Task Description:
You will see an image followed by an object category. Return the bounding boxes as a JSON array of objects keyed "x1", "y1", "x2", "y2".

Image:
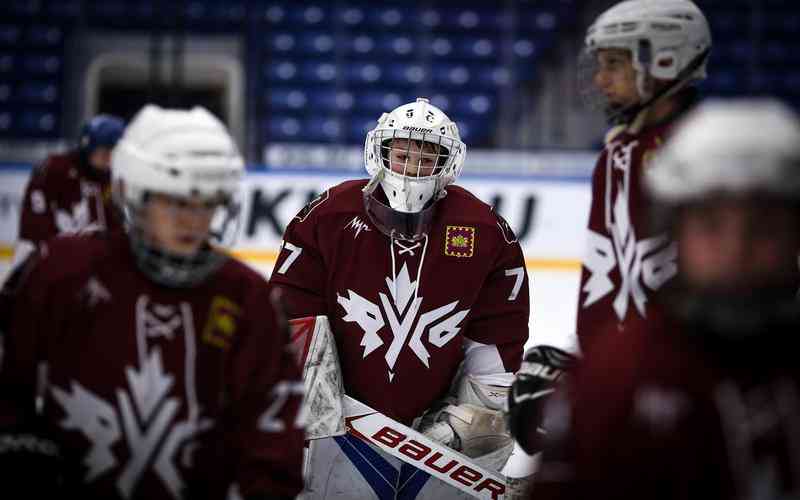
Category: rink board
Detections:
[{"x1": 0, "y1": 164, "x2": 590, "y2": 351}]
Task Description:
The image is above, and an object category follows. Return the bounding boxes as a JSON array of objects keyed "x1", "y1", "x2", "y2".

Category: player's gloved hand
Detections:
[{"x1": 507, "y1": 345, "x2": 577, "y2": 454}]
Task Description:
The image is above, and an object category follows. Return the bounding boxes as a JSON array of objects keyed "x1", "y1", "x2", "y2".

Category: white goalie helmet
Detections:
[
  {"x1": 581, "y1": 0, "x2": 712, "y2": 119},
  {"x1": 363, "y1": 97, "x2": 466, "y2": 241},
  {"x1": 646, "y1": 98, "x2": 800, "y2": 205},
  {"x1": 112, "y1": 104, "x2": 245, "y2": 287}
]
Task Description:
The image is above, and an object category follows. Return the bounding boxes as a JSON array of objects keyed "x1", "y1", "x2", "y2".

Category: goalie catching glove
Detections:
[
  {"x1": 507, "y1": 345, "x2": 577, "y2": 454},
  {"x1": 418, "y1": 372, "x2": 516, "y2": 472}
]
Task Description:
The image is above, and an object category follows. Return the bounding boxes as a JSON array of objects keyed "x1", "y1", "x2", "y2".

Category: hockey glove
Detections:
[
  {"x1": 0, "y1": 425, "x2": 64, "y2": 495},
  {"x1": 507, "y1": 345, "x2": 577, "y2": 454}
]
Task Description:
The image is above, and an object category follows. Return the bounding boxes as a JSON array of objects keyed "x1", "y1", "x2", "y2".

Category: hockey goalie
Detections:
[{"x1": 270, "y1": 97, "x2": 531, "y2": 499}]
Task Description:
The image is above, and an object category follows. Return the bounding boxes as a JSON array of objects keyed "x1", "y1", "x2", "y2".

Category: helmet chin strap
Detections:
[
  {"x1": 610, "y1": 48, "x2": 710, "y2": 128},
  {"x1": 362, "y1": 169, "x2": 385, "y2": 200}
]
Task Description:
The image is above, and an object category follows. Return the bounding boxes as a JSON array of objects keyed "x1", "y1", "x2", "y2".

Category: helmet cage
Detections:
[
  {"x1": 579, "y1": 43, "x2": 709, "y2": 124},
  {"x1": 115, "y1": 187, "x2": 242, "y2": 288},
  {"x1": 579, "y1": 0, "x2": 711, "y2": 124},
  {"x1": 110, "y1": 105, "x2": 245, "y2": 288},
  {"x1": 365, "y1": 127, "x2": 464, "y2": 213}
]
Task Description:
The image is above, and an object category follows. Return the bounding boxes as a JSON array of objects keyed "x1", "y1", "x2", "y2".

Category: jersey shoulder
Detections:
[
  {"x1": 214, "y1": 256, "x2": 287, "y2": 342},
  {"x1": 441, "y1": 185, "x2": 492, "y2": 219},
  {"x1": 215, "y1": 255, "x2": 270, "y2": 290},
  {"x1": 293, "y1": 178, "x2": 367, "y2": 224},
  {"x1": 26, "y1": 232, "x2": 115, "y2": 290},
  {"x1": 442, "y1": 185, "x2": 519, "y2": 244},
  {"x1": 31, "y1": 151, "x2": 81, "y2": 183}
]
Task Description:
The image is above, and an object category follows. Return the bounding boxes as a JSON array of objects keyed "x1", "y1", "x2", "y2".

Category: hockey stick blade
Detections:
[{"x1": 342, "y1": 395, "x2": 507, "y2": 500}]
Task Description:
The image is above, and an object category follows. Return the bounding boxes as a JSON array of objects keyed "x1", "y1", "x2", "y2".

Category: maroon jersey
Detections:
[
  {"x1": 575, "y1": 118, "x2": 680, "y2": 351},
  {"x1": 18, "y1": 151, "x2": 119, "y2": 248},
  {"x1": 269, "y1": 179, "x2": 530, "y2": 425},
  {"x1": 0, "y1": 232, "x2": 304, "y2": 499},
  {"x1": 532, "y1": 314, "x2": 800, "y2": 500}
]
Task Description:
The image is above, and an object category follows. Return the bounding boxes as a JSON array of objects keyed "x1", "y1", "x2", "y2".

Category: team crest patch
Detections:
[
  {"x1": 444, "y1": 225, "x2": 475, "y2": 257},
  {"x1": 202, "y1": 295, "x2": 241, "y2": 349}
]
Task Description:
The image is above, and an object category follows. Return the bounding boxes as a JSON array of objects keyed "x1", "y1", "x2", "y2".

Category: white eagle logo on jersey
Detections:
[
  {"x1": 582, "y1": 139, "x2": 677, "y2": 320},
  {"x1": 337, "y1": 263, "x2": 470, "y2": 382},
  {"x1": 54, "y1": 198, "x2": 93, "y2": 234},
  {"x1": 50, "y1": 297, "x2": 211, "y2": 499}
]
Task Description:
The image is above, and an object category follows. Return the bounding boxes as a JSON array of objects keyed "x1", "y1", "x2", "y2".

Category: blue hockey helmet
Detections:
[{"x1": 79, "y1": 114, "x2": 125, "y2": 155}]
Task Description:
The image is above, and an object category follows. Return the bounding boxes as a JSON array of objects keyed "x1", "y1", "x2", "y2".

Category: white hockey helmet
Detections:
[
  {"x1": 363, "y1": 97, "x2": 466, "y2": 240},
  {"x1": 112, "y1": 104, "x2": 245, "y2": 287},
  {"x1": 646, "y1": 98, "x2": 800, "y2": 344},
  {"x1": 581, "y1": 0, "x2": 712, "y2": 120},
  {"x1": 646, "y1": 98, "x2": 800, "y2": 205}
]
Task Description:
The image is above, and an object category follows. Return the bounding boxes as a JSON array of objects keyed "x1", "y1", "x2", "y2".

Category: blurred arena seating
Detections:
[
  {"x1": 256, "y1": 1, "x2": 576, "y2": 147},
  {"x1": 0, "y1": 0, "x2": 798, "y2": 153}
]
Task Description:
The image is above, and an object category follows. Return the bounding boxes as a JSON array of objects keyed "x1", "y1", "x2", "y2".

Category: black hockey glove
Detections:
[
  {"x1": 0, "y1": 425, "x2": 64, "y2": 495},
  {"x1": 507, "y1": 345, "x2": 577, "y2": 454}
]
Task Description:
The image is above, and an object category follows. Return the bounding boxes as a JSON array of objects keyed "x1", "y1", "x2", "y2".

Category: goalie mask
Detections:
[
  {"x1": 363, "y1": 97, "x2": 466, "y2": 241},
  {"x1": 646, "y1": 99, "x2": 800, "y2": 344},
  {"x1": 111, "y1": 105, "x2": 244, "y2": 288},
  {"x1": 578, "y1": 0, "x2": 711, "y2": 124}
]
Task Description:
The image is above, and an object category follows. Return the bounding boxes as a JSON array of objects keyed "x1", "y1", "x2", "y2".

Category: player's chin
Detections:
[{"x1": 166, "y1": 236, "x2": 206, "y2": 256}]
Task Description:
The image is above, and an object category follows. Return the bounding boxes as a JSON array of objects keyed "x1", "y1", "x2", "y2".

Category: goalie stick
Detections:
[
  {"x1": 289, "y1": 316, "x2": 509, "y2": 500},
  {"x1": 342, "y1": 394, "x2": 507, "y2": 499}
]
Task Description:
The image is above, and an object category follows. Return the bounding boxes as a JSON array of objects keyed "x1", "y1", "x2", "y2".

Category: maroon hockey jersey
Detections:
[
  {"x1": 269, "y1": 179, "x2": 530, "y2": 425},
  {"x1": 575, "y1": 116, "x2": 681, "y2": 351},
  {"x1": 0, "y1": 232, "x2": 304, "y2": 499},
  {"x1": 532, "y1": 312, "x2": 800, "y2": 499},
  {"x1": 18, "y1": 151, "x2": 120, "y2": 247}
]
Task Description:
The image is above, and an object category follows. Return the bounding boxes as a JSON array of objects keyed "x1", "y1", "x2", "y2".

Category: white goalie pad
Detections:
[
  {"x1": 289, "y1": 316, "x2": 346, "y2": 440},
  {"x1": 456, "y1": 373, "x2": 516, "y2": 411},
  {"x1": 421, "y1": 373, "x2": 517, "y2": 472},
  {"x1": 451, "y1": 373, "x2": 516, "y2": 470}
]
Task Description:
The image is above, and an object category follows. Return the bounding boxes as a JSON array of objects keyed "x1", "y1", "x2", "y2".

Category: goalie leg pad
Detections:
[{"x1": 289, "y1": 316, "x2": 346, "y2": 440}]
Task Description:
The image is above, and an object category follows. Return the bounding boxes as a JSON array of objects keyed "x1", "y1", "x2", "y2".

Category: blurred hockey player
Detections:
[
  {"x1": 507, "y1": 0, "x2": 713, "y2": 460},
  {"x1": 269, "y1": 97, "x2": 530, "y2": 498},
  {"x1": 0, "y1": 105, "x2": 304, "y2": 499},
  {"x1": 12, "y1": 114, "x2": 125, "y2": 268},
  {"x1": 531, "y1": 99, "x2": 800, "y2": 499},
  {"x1": 575, "y1": 0, "x2": 712, "y2": 350}
]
